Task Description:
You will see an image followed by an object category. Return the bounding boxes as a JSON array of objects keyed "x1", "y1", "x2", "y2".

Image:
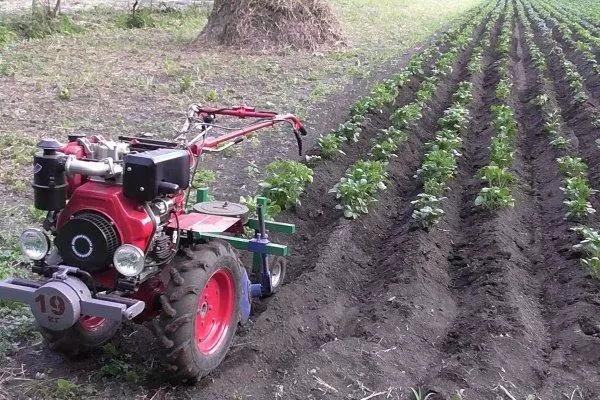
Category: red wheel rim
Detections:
[
  {"x1": 79, "y1": 316, "x2": 106, "y2": 332},
  {"x1": 195, "y1": 268, "x2": 235, "y2": 355}
]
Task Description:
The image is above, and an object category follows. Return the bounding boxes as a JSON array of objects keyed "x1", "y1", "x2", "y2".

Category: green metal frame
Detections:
[{"x1": 193, "y1": 189, "x2": 295, "y2": 272}]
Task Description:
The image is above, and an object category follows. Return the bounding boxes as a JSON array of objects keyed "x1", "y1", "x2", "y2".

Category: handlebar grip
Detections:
[
  {"x1": 294, "y1": 130, "x2": 303, "y2": 157},
  {"x1": 299, "y1": 126, "x2": 308, "y2": 136}
]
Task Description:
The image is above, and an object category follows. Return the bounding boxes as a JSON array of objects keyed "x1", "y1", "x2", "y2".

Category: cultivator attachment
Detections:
[{"x1": 176, "y1": 189, "x2": 293, "y2": 306}]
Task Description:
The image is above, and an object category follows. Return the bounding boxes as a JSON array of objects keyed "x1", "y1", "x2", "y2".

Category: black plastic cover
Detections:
[
  {"x1": 123, "y1": 148, "x2": 190, "y2": 201},
  {"x1": 55, "y1": 212, "x2": 120, "y2": 272},
  {"x1": 33, "y1": 141, "x2": 67, "y2": 211}
]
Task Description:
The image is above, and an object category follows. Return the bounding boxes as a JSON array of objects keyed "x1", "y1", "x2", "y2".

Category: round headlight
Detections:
[
  {"x1": 113, "y1": 244, "x2": 145, "y2": 277},
  {"x1": 19, "y1": 229, "x2": 50, "y2": 261}
]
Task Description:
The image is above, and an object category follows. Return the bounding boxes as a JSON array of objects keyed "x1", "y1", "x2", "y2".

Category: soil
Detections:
[{"x1": 3, "y1": 1, "x2": 600, "y2": 399}]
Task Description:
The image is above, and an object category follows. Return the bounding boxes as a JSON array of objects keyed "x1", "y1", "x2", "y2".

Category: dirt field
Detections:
[{"x1": 1, "y1": 0, "x2": 600, "y2": 399}]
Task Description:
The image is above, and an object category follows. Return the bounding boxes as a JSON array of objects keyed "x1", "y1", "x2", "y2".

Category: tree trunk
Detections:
[{"x1": 200, "y1": 0, "x2": 344, "y2": 50}]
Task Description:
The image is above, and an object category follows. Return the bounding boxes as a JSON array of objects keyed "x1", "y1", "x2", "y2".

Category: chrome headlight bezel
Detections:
[
  {"x1": 19, "y1": 228, "x2": 50, "y2": 261},
  {"x1": 112, "y1": 244, "x2": 145, "y2": 277}
]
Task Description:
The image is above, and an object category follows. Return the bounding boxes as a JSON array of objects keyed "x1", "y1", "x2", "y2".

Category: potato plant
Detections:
[
  {"x1": 412, "y1": 81, "x2": 472, "y2": 227},
  {"x1": 330, "y1": 160, "x2": 388, "y2": 219},
  {"x1": 260, "y1": 160, "x2": 314, "y2": 210}
]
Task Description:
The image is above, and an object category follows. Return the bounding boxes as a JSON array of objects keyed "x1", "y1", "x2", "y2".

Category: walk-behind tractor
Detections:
[{"x1": 0, "y1": 104, "x2": 306, "y2": 382}]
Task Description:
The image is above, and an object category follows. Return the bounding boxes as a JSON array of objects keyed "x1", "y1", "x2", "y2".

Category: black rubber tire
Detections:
[
  {"x1": 155, "y1": 240, "x2": 243, "y2": 383},
  {"x1": 40, "y1": 318, "x2": 120, "y2": 358}
]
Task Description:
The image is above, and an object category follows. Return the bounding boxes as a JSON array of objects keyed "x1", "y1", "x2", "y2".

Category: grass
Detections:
[{"x1": 0, "y1": 0, "x2": 482, "y2": 141}]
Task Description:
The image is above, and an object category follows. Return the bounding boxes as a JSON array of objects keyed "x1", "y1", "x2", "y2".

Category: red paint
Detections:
[
  {"x1": 93, "y1": 268, "x2": 118, "y2": 290},
  {"x1": 187, "y1": 105, "x2": 305, "y2": 155},
  {"x1": 59, "y1": 141, "x2": 87, "y2": 196},
  {"x1": 130, "y1": 275, "x2": 166, "y2": 321},
  {"x1": 170, "y1": 213, "x2": 240, "y2": 233},
  {"x1": 57, "y1": 182, "x2": 154, "y2": 251},
  {"x1": 79, "y1": 316, "x2": 106, "y2": 332},
  {"x1": 195, "y1": 268, "x2": 235, "y2": 355}
]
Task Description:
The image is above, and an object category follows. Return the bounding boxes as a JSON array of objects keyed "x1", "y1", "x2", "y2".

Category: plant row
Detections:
[
  {"x1": 518, "y1": 2, "x2": 600, "y2": 279},
  {"x1": 330, "y1": 6, "x2": 492, "y2": 219},
  {"x1": 524, "y1": 3, "x2": 590, "y2": 105},
  {"x1": 530, "y1": 1, "x2": 599, "y2": 77},
  {"x1": 475, "y1": 1, "x2": 519, "y2": 211},
  {"x1": 533, "y1": 0, "x2": 600, "y2": 49},
  {"x1": 409, "y1": 5, "x2": 507, "y2": 227},
  {"x1": 314, "y1": 0, "x2": 497, "y2": 161},
  {"x1": 411, "y1": 82, "x2": 474, "y2": 227},
  {"x1": 241, "y1": 1, "x2": 499, "y2": 221}
]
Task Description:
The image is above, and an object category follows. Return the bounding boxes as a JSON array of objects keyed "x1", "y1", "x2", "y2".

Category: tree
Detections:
[{"x1": 201, "y1": 0, "x2": 344, "y2": 50}]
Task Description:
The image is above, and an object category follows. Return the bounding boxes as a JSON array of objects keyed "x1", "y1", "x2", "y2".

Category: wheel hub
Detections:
[{"x1": 194, "y1": 268, "x2": 235, "y2": 355}]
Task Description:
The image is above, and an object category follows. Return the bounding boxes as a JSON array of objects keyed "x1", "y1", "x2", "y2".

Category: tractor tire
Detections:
[
  {"x1": 40, "y1": 316, "x2": 120, "y2": 358},
  {"x1": 155, "y1": 240, "x2": 243, "y2": 383}
]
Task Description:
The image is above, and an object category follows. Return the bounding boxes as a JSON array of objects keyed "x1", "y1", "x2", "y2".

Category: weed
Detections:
[
  {"x1": 163, "y1": 56, "x2": 180, "y2": 77},
  {"x1": 205, "y1": 89, "x2": 218, "y2": 102},
  {"x1": 55, "y1": 378, "x2": 81, "y2": 399},
  {"x1": 58, "y1": 87, "x2": 71, "y2": 100},
  {"x1": 410, "y1": 387, "x2": 435, "y2": 400},
  {"x1": 192, "y1": 169, "x2": 216, "y2": 188},
  {"x1": 179, "y1": 75, "x2": 194, "y2": 93},
  {"x1": 99, "y1": 343, "x2": 143, "y2": 382},
  {"x1": 0, "y1": 304, "x2": 40, "y2": 357},
  {"x1": 115, "y1": 9, "x2": 156, "y2": 29}
]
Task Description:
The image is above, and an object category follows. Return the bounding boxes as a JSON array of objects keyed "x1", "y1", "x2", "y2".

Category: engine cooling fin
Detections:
[{"x1": 55, "y1": 212, "x2": 120, "y2": 272}]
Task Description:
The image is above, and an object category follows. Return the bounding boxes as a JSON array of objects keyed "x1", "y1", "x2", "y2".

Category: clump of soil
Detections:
[{"x1": 200, "y1": 0, "x2": 345, "y2": 50}]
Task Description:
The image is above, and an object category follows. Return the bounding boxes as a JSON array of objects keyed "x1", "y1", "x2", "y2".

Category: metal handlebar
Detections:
[{"x1": 180, "y1": 104, "x2": 307, "y2": 157}]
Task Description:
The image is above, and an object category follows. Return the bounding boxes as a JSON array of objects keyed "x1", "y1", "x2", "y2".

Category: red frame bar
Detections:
[{"x1": 188, "y1": 105, "x2": 305, "y2": 155}]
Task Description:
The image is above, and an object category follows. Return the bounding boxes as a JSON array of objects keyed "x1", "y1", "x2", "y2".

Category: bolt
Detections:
[
  {"x1": 139, "y1": 187, "x2": 145, "y2": 192},
  {"x1": 126, "y1": 167, "x2": 132, "y2": 172}
]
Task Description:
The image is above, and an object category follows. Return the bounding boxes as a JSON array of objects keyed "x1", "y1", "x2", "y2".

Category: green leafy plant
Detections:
[
  {"x1": 370, "y1": 136, "x2": 398, "y2": 161},
  {"x1": 316, "y1": 134, "x2": 345, "y2": 158},
  {"x1": 411, "y1": 193, "x2": 446, "y2": 227},
  {"x1": 476, "y1": 165, "x2": 515, "y2": 188},
  {"x1": 336, "y1": 121, "x2": 363, "y2": 143},
  {"x1": 572, "y1": 226, "x2": 600, "y2": 279},
  {"x1": 557, "y1": 156, "x2": 588, "y2": 178},
  {"x1": 260, "y1": 160, "x2": 313, "y2": 209},
  {"x1": 239, "y1": 196, "x2": 281, "y2": 219},
  {"x1": 475, "y1": 186, "x2": 515, "y2": 210},
  {"x1": 390, "y1": 103, "x2": 422, "y2": 129},
  {"x1": 561, "y1": 177, "x2": 597, "y2": 219},
  {"x1": 331, "y1": 160, "x2": 388, "y2": 219},
  {"x1": 495, "y1": 79, "x2": 511, "y2": 99}
]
